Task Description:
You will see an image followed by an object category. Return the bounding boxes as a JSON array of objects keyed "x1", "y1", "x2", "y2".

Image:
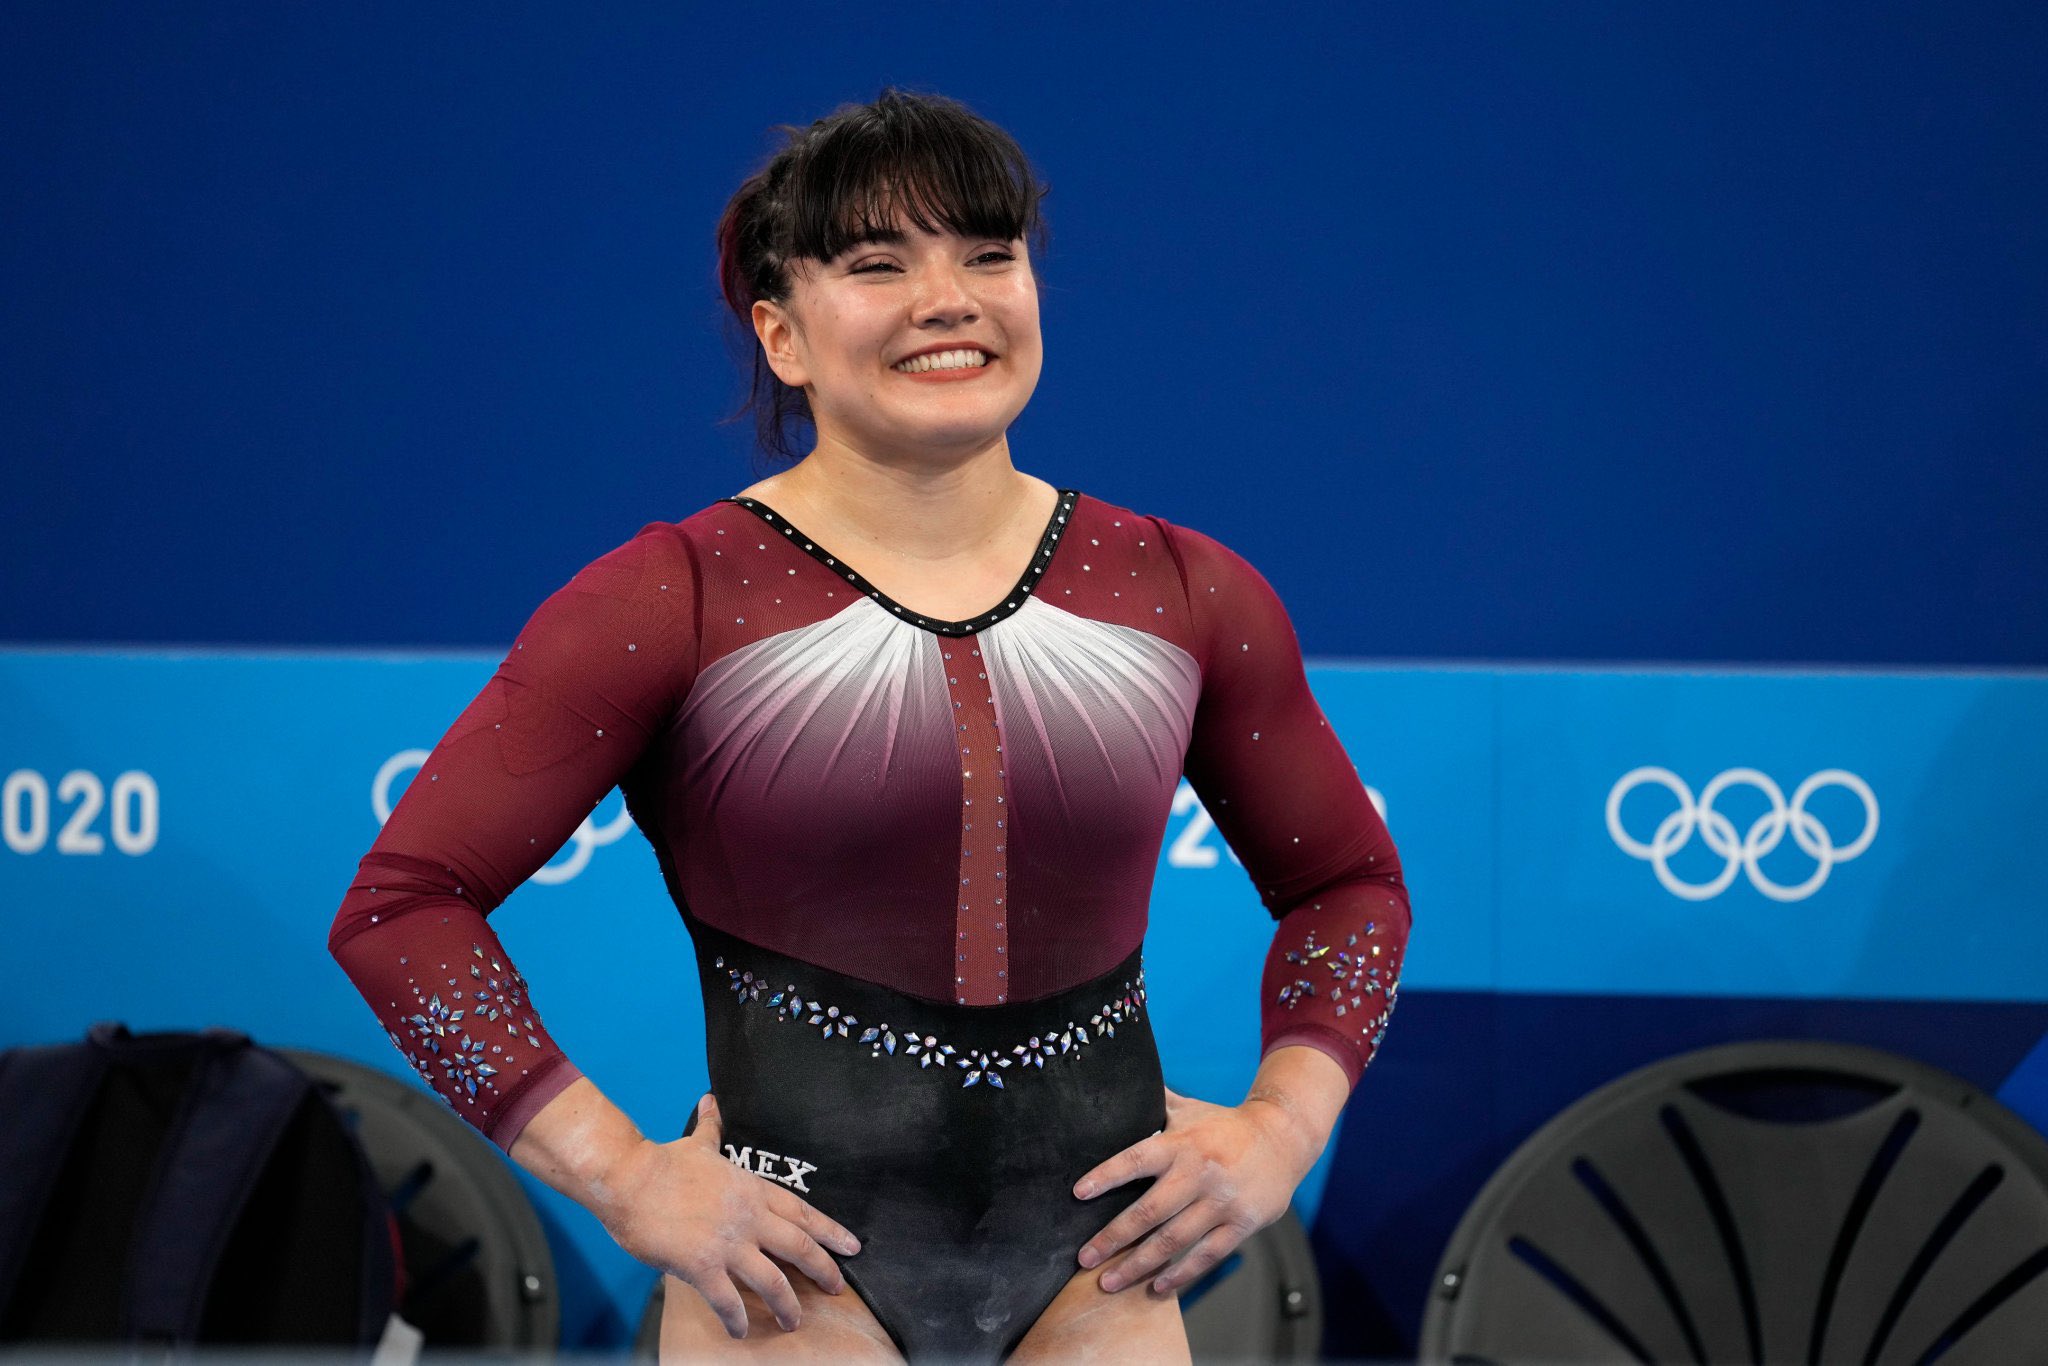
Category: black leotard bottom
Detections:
[{"x1": 680, "y1": 916, "x2": 1165, "y2": 1363}]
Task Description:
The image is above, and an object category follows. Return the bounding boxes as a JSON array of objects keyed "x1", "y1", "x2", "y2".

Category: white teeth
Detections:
[{"x1": 893, "y1": 348, "x2": 989, "y2": 373}]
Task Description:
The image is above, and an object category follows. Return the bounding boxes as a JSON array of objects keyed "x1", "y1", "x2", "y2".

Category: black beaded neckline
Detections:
[{"x1": 722, "y1": 487, "x2": 1080, "y2": 638}]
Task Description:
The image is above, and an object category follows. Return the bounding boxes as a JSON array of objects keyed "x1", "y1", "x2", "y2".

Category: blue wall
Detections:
[
  {"x1": 5, "y1": 4, "x2": 2046, "y2": 1359},
  {"x1": 4, "y1": 3, "x2": 2043, "y2": 663}
]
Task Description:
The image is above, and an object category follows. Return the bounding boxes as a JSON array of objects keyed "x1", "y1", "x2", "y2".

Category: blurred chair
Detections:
[
  {"x1": 277, "y1": 1046, "x2": 560, "y2": 1349},
  {"x1": 1423, "y1": 1040, "x2": 2048, "y2": 1364}
]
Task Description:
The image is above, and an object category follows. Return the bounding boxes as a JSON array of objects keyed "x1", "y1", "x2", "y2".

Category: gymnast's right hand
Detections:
[{"x1": 601, "y1": 1092, "x2": 863, "y2": 1338}]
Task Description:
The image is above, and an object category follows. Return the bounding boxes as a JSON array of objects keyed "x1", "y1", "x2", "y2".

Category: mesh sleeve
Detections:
[
  {"x1": 1161, "y1": 518, "x2": 1411, "y2": 1093},
  {"x1": 326, "y1": 522, "x2": 698, "y2": 1153}
]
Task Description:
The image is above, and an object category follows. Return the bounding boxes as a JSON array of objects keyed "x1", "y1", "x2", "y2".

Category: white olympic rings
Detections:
[
  {"x1": 1605, "y1": 766, "x2": 1878, "y2": 902},
  {"x1": 372, "y1": 748, "x2": 633, "y2": 885}
]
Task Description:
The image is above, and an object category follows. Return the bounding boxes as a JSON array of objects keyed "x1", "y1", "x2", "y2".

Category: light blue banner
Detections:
[
  {"x1": 5, "y1": 648, "x2": 2044, "y2": 1325},
  {"x1": 6, "y1": 649, "x2": 2044, "y2": 1048}
]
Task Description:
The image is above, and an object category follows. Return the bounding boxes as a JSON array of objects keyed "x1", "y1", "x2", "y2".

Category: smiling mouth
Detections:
[{"x1": 891, "y1": 348, "x2": 992, "y2": 374}]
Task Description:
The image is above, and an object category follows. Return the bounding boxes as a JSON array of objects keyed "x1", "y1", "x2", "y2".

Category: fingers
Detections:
[
  {"x1": 757, "y1": 1211, "x2": 849, "y2": 1296},
  {"x1": 1073, "y1": 1131, "x2": 1170, "y2": 1200},
  {"x1": 1078, "y1": 1172, "x2": 1195, "y2": 1268},
  {"x1": 1098, "y1": 1199, "x2": 1227, "y2": 1293},
  {"x1": 765, "y1": 1184, "x2": 863, "y2": 1257},
  {"x1": 689, "y1": 1093, "x2": 721, "y2": 1145},
  {"x1": 732, "y1": 1247, "x2": 804, "y2": 1333},
  {"x1": 1147, "y1": 1223, "x2": 1243, "y2": 1295},
  {"x1": 681, "y1": 1266, "x2": 751, "y2": 1341}
]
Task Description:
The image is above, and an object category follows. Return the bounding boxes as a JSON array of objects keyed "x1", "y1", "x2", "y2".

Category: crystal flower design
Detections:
[{"x1": 711, "y1": 954, "x2": 1146, "y2": 1090}]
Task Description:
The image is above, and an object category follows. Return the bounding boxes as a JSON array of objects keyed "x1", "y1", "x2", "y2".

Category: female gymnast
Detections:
[{"x1": 328, "y1": 87, "x2": 1410, "y2": 1363}]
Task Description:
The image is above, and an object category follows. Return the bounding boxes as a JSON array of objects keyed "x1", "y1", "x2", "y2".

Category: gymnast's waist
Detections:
[
  {"x1": 684, "y1": 918, "x2": 1162, "y2": 1199},
  {"x1": 689, "y1": 919, "x2": 1148, "y2": 1056}
]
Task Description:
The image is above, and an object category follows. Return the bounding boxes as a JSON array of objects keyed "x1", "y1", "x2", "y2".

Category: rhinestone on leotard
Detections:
[{"x1": 714, "y1": 953, "x2": 1147, "y2": 1090}]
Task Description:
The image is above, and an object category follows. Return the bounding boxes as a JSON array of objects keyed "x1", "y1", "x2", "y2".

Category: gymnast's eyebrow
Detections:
[
  {"x1": 828, "y1": 224, "x2": 911, "y2": 262},
  {"x1": 842, "y1": 224, "x2": 908, "y2": 248}
]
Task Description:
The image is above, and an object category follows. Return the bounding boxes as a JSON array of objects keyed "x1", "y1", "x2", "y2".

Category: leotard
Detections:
[{"x1": 328, "y1": 487, "x2": 1410, "y2": 1360}]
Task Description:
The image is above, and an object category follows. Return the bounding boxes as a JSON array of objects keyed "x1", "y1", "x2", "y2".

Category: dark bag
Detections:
[{"x1": 0, "y1": 1021, "x2": 402, "y2": 1350}]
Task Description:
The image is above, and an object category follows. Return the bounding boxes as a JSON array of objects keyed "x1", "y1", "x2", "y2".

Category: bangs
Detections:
[
  {"x1": 714, "y1": 87, "x2": 1051, "y2": 464},
  {"x1": 779, "y1": 99, "x2": 1043, "y2": 266}
]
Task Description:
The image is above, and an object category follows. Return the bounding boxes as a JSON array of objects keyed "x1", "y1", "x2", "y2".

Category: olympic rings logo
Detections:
[
  {"x1": 1606, "y1": 767, "x2": 1878, "y2": 902},
  {"x1": 373, "y1": 749, "x2": 634, "y2": 885}
]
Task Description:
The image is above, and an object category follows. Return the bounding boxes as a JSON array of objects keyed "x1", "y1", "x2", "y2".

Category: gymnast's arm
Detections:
[
  {"x1": 325, "y1": 522, "x2": 699, "y2": 1213},
  {"x1": 1162, "y1": 518, "x2": 1412, "y2": 1165}
]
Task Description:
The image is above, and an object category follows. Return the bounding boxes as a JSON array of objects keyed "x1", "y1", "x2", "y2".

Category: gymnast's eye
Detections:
[{"x1": 851, "y1": 250, "x2": 1014, "y2": 275}]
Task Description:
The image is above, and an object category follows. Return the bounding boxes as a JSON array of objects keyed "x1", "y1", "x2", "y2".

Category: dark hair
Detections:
[{"x1": 714, "y1": 87, "x2": 1051, "y2": 467}]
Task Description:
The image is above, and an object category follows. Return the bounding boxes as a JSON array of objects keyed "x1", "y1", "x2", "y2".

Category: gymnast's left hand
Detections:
[{"x1": 1070, "y1": 1084, "x2": 1315, "y2": 1295}]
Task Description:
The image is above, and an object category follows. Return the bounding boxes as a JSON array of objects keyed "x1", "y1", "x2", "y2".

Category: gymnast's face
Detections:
[{"x1": 752, "y1": 217, "x2": 1042, "y2": 463}]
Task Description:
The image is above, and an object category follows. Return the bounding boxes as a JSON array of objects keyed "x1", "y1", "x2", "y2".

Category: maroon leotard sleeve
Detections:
[
  {"x1": 326, "y1": 523, "x2": 699, "y2": 1152},
  {"x1": 328, "y1": 491, "x2": 1407, "y2": 1156},
  {"x1": 1161, "y1": 520, "x2": 1411, "y2": 1091}
]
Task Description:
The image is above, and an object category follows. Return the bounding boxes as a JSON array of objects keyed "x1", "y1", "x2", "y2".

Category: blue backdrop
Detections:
[
  {"x1": 4, "y1": 3, "x2": 2045, "y2": 1358},
  {"x1": 4, "y1": 3, "x2": 2043, "y2": 664}
]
